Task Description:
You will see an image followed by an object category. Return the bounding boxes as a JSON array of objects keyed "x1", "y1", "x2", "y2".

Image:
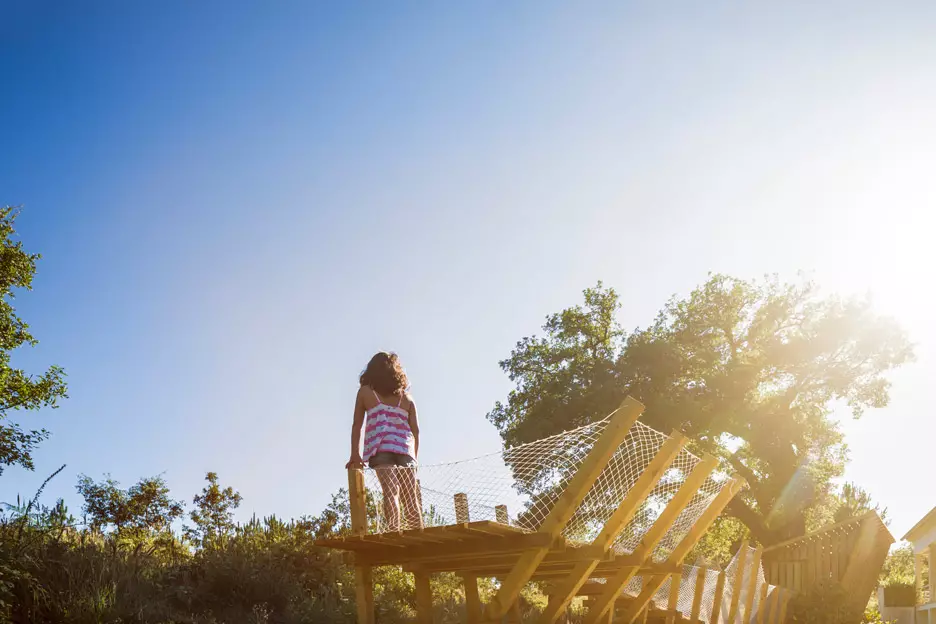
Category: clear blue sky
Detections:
[{"x1": 1, "y1": 1, "x2": 934, "y2": 538}]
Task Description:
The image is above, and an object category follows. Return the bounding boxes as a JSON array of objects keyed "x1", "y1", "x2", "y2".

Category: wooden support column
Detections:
[
  {"x1": 538, "y1": 432, "x2": 688, "y2": 624},
  {"x1": 767, "y1": 586, "x2": 780, "y2": 624},
  {"x1": 583, "y1": 455, "x2": 721, "y2": 624},
  {"x1": 349, "y1": 468, "x2": 375, "y2": 624},
  {"x1": 463, "y1": 574, "x2": 483, "y2": 624},
  {"x1": 665, "y1": 573, "x2": 681, "y2": 624},
  {"x1": 743, "y1": 547, "x2": 764, "y2": 624},
  {"x1": 778, "y1": 591, "x2": 789, "y2": 624},
  {"x1": 689, "y1": 566, "x2": 706, "y2": 623},
  {"x1": 726, "y1": 540, "x2": 750, "y2": 624},
  {"x1": 710, "y1": 569, "x2": 726, "y2": 624},
  {"x1": 756, "y1": 579, "x2": 768, "y2": 624},
  {"x1": 616, "y1": 477, "x2": 746, "y2": 624},
  {"x1": 415, "y1": 571, "x2": 433, "y2": 624},
  {"x1": 485, "y1": 397, "x2": 646, "y2": 621}
]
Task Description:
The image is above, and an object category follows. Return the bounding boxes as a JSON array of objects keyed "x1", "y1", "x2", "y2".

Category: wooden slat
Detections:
[
  {"x1": 690, "y1": 566, "x2": 706, "y2": 622},
  {"x1": 666, "y1": 573, "x2": 681, "y2": 624},
  {"x1": 485, "y1": 397, "x2": 646, "y2": 620},
  {"x1": 537, "y1": 431, "x2": 688, "y2": 624},
  {"x1": 726, "y1": 540, "x2": 749, "y2": 624},
  {"x1": 756, "y1": 579, "x2": 767, "y2": 624},
  {"x1": 711, "y1": 570, "x2": 726, "y2": 624},
  {"x1": 616, "y1": 478, "x2": 745, "y2": 624},
  {"x1": 743, "y1": 547, "x2": 763, "y2": 624},
  {"x1": 583, "y1": 455, "x2": 720, "y2": 624}
]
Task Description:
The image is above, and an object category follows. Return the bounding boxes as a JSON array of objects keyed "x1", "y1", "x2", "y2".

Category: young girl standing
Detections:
[{"x1": 347, "y1": 352, "x2": 422, "y2": 531}]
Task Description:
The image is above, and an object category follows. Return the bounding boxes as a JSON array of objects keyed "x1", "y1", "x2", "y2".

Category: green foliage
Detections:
[
  {"x1": 488, "y1": 276, "x2": 913, "y2": 544},
  {"x1": 75, "y1": 474, "x2": 184, "y2": 552},
  {"x1": 184, "y1": 472, "x2": 242, "y2": 549},
  {"x1": 788, "y1": 583, "x2": 861, "y2": 623},
  {"x1": 0, "y1": 206, "x2": 68, "y2": 474}
]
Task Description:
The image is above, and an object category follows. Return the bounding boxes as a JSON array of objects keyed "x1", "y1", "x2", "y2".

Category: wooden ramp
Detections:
[{"x1": 316, "y1": 397, "x2": 746, "y2": 624}]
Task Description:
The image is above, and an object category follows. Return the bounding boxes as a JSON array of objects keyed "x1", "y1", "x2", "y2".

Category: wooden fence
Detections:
[{"x1": 761, "y1": 511, "x2": 893, "y2": 617}]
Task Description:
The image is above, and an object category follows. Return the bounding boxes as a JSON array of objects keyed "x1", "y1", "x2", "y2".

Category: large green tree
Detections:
[
  {"x1": 487, "y1": 276, "x2": 912, "y2": 545},
  {"x1": 184, "y1": 471, "x2": 242, "y2": 549},
  {"x1": 0, "y1": 206, "x2": 67, "y2": 474}
]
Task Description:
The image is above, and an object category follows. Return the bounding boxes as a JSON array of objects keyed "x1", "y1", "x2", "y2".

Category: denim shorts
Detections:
[{"x1": 368, "y1": 452, "x2": 417, "y2": 468}]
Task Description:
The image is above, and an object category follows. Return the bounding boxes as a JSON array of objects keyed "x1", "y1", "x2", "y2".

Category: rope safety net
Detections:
[{"x1": 361, "y1": 412, "x2": 734, "y2": 561}]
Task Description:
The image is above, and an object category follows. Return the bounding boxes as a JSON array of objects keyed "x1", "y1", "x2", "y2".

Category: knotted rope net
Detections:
[{"x1": 361, "y1": 412, "x2": 733, "y2": 562}]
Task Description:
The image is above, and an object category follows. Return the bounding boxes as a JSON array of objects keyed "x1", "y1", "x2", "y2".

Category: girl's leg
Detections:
[
  {"x1": 375, "y1": 467, "x2": 401, "y2": 531},
  {"x1": 398, "y1": 466, "x2": 423, "y2": 530}
]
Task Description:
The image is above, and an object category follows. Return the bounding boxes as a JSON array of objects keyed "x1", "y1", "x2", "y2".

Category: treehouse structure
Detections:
[{"x1": 316, "y1": 398, "x2": 774, "y2": 623}]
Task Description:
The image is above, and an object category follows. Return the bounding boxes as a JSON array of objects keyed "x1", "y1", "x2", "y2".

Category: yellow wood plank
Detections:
[
  {"x1": 536, "y1": 431, "x2": 688, "y2": 624},
  {"x1": 616, "y1": 478, "x2": 745, "y2": 624},
  {"x1": 767, "y1": 586, "x2": 781, "y2": 624},
  {"x1": 349, "y1": 468, "x2": 375, "y2": 624},
  {"x1": 463, "y1": 574, "x2": 482, "y2": 624},
  {"x1": 743, "y1": 547, "x2": 763, "y2": 624},
  {"x1": 414, "y1": 572, "x2": 433, "y2": 624},
  {"x1": 583, "y1": 455, "x2": 720, "y2": 624},
  {"x1": 665, "y1": 573, "x2": 681, "y2": 624},
  {"x1": 690, "y1": 566, "x2": 706, "y2": 622},
  {"x1": 726, "y1": 540, "x2": 749, "y2": 624},
  {"x1": 484, "y1": 397, "x2": 645, "y2": 620},
  {"x1": 778, "y1": 592, "x2": 789, "y2": 624},
  {"x1": 711, "y1": 570, "x2": 726, "y2": 624},
  {"x1": 756, "y1": 578, "x2": 768, "y2": 624}
]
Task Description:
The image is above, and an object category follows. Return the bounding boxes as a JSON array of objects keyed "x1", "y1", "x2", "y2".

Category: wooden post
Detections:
[
  {"x1": 348, "y1": 468, "x2": 375, "y2": 624},
  {"x1": 415, "y1": 571, "x2": 433, "y2": 624},
  {"x1": 778, "y1": 591, "x2": 789, "y2": 624},
  {"x1": 463, "y1": 574, "x2": 482, "y2": 624},
  {"x1": 743, "y1": 548, "x2": 764, "y2": 624},
  {"x1": 496, "y1": 505, "x2": 509, "y2": 524},
  {"x1": 726, "y1": 541, "x2": 749, "y2": 624},
  {"x1": 767, "y1": 586, "x2": 780, "y2": 624},
  {"x1": 711, "y1": 570, "x2": 726, "y2": 624},
  {"x1": 756, "y1": 579, "x2": 767, "y2": 624},
  {"x1": 455, "y1": 493, "x2": 470, "y2": 524},
  {"x1": 485, "y1": 397, "x2": 646, "y2": 620},
  {"x1": 689, "y1": 566, "x2": 706, "y2": 623},
  {"x1": 666, "y1": 573, "x2": 681, "y2": 624}
]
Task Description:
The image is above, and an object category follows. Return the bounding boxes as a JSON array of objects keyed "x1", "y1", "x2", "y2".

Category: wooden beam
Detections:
[
  {"x1": 778, "y1": 591, "x2": 789, "y2": 624},
  {"x1": 726, "y1": 540, "x2": 749, "y2": 624},
  {"x1": 689, "y1": 566, "x2": 706, "y2": 622},
  {"x1": 463, "y1": 574, "x2": 482, "y2": 624},
  {"x1": 583, "y1": 455, "x2": 720, "y2": 624},
  {"x1": 484, "y1": 397, "x2": 646, "y2": 620},
  {"x1": 536, "y1": 431, "x2": 688, "y2": 623},
  {"x1": 743, "y1": 547, "x2": 764, "y2": 624},
  {"x1": 349, "y1": 468, "x2": 375, "y2": 624},
  {"x1": 616, "y1": 477, "x2": 746, "y2": 624},
  {"x1": 711, "y1": 569, "x2": 726, "y2": 624},
  {"x1": 665, "y1": 573, "x2": 681, "y2": 624},
  {"x1": 756, "y1": 577, "x2": 768, "y2": 624},
  {"x1": 414, "y1": 572, "x2": 433, "y2": 624}
]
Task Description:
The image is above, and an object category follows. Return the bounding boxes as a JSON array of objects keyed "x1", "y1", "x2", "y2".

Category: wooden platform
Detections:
[{"x1": 314, "y1": 520, "x2": 679, "y2": 580}]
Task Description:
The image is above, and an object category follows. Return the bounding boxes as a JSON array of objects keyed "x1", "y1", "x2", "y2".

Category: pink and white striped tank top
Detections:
[{"x1": 362, "y1": 390, "x2": 416, "y2": 461}]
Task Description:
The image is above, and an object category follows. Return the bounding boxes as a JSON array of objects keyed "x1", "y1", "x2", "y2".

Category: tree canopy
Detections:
[
  {"x1": 487, "y1": 275, "x2": 912, "y2": 545},
  {"x1": 0, "y1": 206, "x2": 67, "y2": 474}
]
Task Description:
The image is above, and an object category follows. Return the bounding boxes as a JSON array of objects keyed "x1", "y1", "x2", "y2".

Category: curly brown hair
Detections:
[{"x1": 359, "y1": 352, "x2": 409, "y2": 396}]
